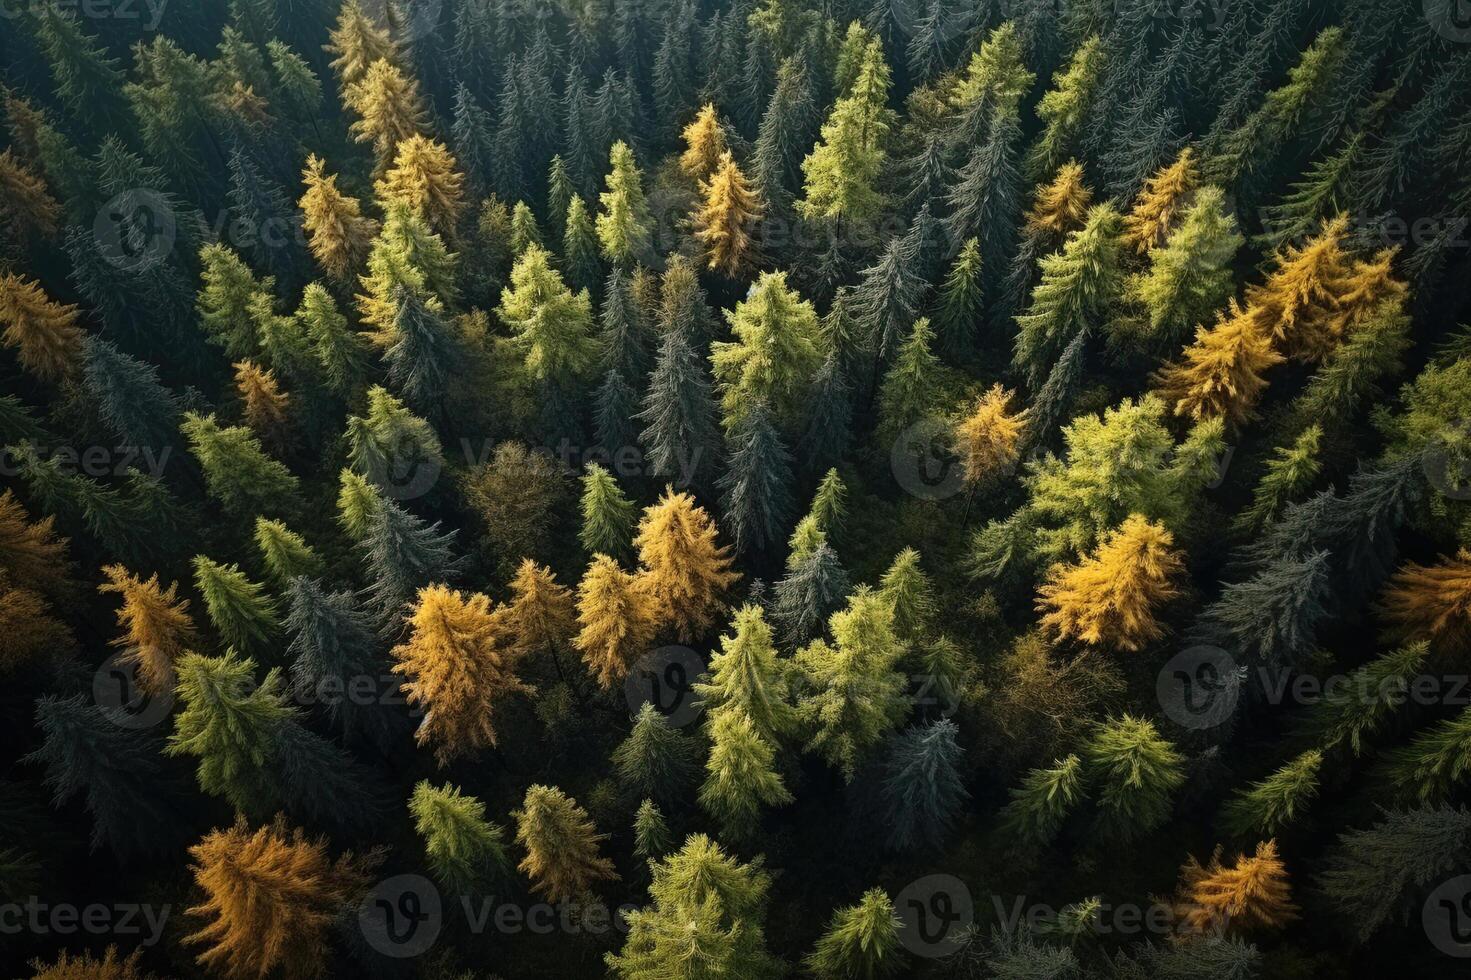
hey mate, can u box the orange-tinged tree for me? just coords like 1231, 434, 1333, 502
374, 134, 466, 239
27, 946, 156, 980
233, 360, 291, 443
679, 103, 728, 182
185, 815, 372, 980
955, 384, 1027, 486
694, 150, 763, 278
0, 147, 60, 247
0, 271, 83, 383
513, 784, 618, 902
1326, 247, 1407, 339
0, 568, 75, 671
0, 489, 71, 599
1036, 514, 1184, 652
391, 584, 531, 765
1025, 160, 1093, 238
98, 564, 198, 694
1378, 549, 1471, 645
1154, 300, 1284, 426
299, 154, 379, 283
1244, 213, 1352, 362
634, 488, 741, 642
575, 554, 659, 688
502, 558, 579, 684
1122, 147, 1199, 253
1176, 839, 1298, 935
344, 58, 428, 170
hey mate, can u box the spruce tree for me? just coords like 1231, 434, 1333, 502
410, 780, 510, 895
699, 707, 793, 840
596, 141, 655, 267
192, 556, 278, 653
1001, 754, 1086, 847
1222, 750, 1323, 838
361, 498, 463, 624
693, 604, 797, 744
877, 719, 968, 853
253, 518, 323, 587
514, 784, 618, 902
875, 317, 943, 447
297, 283, 370, 394
1084, 715, 1185, 838
181, 412, 299, 517
82, 337, 180, 451
613, 701, 702, 807
0, 272, 83, 385
805, 887, 908, 980
718, 405, 796, 555
638, 320, 719, 490
579, 464, 637, 559
773, 542, 851, 651
633, 798, 673, 862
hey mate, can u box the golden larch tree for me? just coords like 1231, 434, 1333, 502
391, 584, 532, 765
0, 272, 83, 384
233, 360, 291, 444
0, 147, 60, 246
185, 816, 372, 980
1326, 247, 1407, 338
344, 58, 428, 170
575, 553, 659, 688
694, 150, 763, 278
300, 154, 380, 283
0, 568, 75, 671
1378, 549, 1471, 645
1026, 160, 1094, 238
634, 488, 741, 642
1244, 213, 1352, 362
513, 784, 618, 902
99, 564, 198, 694
324, 0, 397, 88
1154, 300, 1285, 426
374, 134, 466, 240
1036, 514, 1185, 652
502, 558, 578, 667
0, 489, 72, 599
955, 384, 1027, 486
1122, 146, 1199, 253
678, 103, 728, 182
1176, 839, 1298, 935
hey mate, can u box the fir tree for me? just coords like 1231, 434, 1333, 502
1222, 750, 1323, 839
82, 337, 180, 451
227, 145, 301, 280
933, 237, 984, 358
718, 405, 796, 555
498, 244, 599, 387
410, 780, 510, 895
613, 701, 702, 807
253, 518, 323, 587
181, 412, 299, 517
1084, 715, 1185, 838
800, 352, 854, 474
638, 321, 719, 490
375, 135, 467, 241
192, 556, 278, 653
694, 151, 764, 278
699, 707, 793, 839
877, 719, 968, 853
1192, 550, 1332, 670
1002, 754, 1086, 848
297, 283, 370, 394
943, 110, 1023, 296
596, 141, 655, 267
956, 384, 1027, 487
1121, 146, 1200, 254
773, 542, 851, 650
878, 547, 936, 645
712, 270, 824, 429
1233, 426, 1322, 536
361, 498, 463, 624
679, 103, 728, 182
805, 887, 908, 980
345, 57, 428, 169
579, 464, 637, 559
875, 316, 943, 447
514, 784, 618, 902
633, 798, 673, 862
97, 564, 195, 696
563, 194, 603, 294
693, 604, 797, 744
1027, 35, 1104, 179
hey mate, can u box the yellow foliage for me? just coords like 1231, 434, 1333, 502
575, 553, 659, 688
1379, 549, 1471, 645
0, 272, 83, 384
374, 135, 466, 239
503, 558, 578, 659
513, 784, 618, 902
1244, 213, 1352, 362
0, 147, 60, 245
634, 488, 740, 642
1176, 839, 1298, 935
325, 0, 397, 87
300, 155, 380, 283
0, 489, 71, 598
693, 150, 763, 278
678, 103, 727, 182
99, 564, 198, 694
1154, 300, 1284, 426
0, 568, 75, 671
1026, 160, 1093, 238
233, 360, 291, 441
1122, 147, 1199, 253
955, 384, 1027, 485
345, 58, 428, 169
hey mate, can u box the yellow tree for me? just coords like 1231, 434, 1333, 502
391, 584, 531, 765
345, 58, 428, 170
694, 150, 763, 278
1378, 550, 1471, 645
1025, 160, 1093, 238
0, 490, 71, 600
299, 155, 379, 283
1154, 300, 1284, 426
1176, 839, 1298, 935
0, 147, 60, 247
185, 816, 371, 980
0, 272, 83, 384
513, 784, 618, 902
679, 103, 728, 182
374, 134, 466, 240
1036, 514, 1184, 652
233, 360, 291, 446
324, 0, 397, 88
575, 554, 659, 688
502, 558, 579, 686
955, 384, 1027, 486
0, 568, 75, 671
1327, 247, 1407, 338
634, 489, 741, 642
1121, 147, 1199, 253
1244, 213, 1352, 362
98, 565, 198, 694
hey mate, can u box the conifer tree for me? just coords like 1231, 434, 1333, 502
718, 405, 796, 555
956, 384, 1026, 487
943, 110, 1023, 293
1121, 147, 1200, 254
357, 199, 459, 337
336, 468, 383, 540
1222, 751, 1322, 839
695, 151, 764, 278
98, 565, 198, 695
0, 272, 83, 385
878, 547, 936, 645
1243, 214, 1352, 363
1378, 550, 1471, 645
345, 57, 428, 169
699, 707, 793, 839
227, 146, 301, 280
1027, 35, 1104, 178
375, 135, 466, 241
1036, 514, 1184, 653
1192, 550, 1332, 671
693, 604, 797, 744
192, 556, 278, 653
82, 337, 180, 455
0, 490, 71, 601
1176, 840, 1298, 934
877, 719, 968, 853
196, 244, 272, 359
801, 352, 854, 474
1084, 715, 1185, 838
514, 784, 618, 902
773, 542, 851, 650
253, 518, 322, 587
325, 0, 397, 88
344, 384, 445, 496
795, 586, 908, 779
633, 798, 673, 862
0, 149, 60, 250
809, 465, 847, 539
28, 695, 182, 861
579, 464, 637, 559
361, 499, 463, 623
752, 57, 815, 231
608, 834, 781, 979
1002, 754, 1086, 847
679, 103, 728, 182
1233, 426, 1322, 536
297, 282, 369, 394
1122, 185, 1242, 351
799, 30, 892, 229
233, 360, 291, 446
28, 6, 124, 127
933, 237, 984, 358
575, 554, 658, 690
498, 244, 599, 388
613, 701, 702, 807
597, 141, 655, 266
1013, 203, 1123, 387
875, 316, 942, 446
712, 271, 824, 429
638, 326, 719, 489
510, 200, 543, 254
1289, 295, 1409, 434
848, 213, 933, 367
410, 780, 510, 895
392, 584, 529, 765
181, 412, 299, 517
184, 816, 370, 980
805, 887, 908, 980
1154, 302, 1285, 427
502, 559, 579, 678
634, 488, 740, 642
563, 194, 603, 294
451, 82, 497, 196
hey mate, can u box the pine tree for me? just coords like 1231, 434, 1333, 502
410, 780, 510, 895
361, 498, 463, 623
1222, 750, 1322, 838
800, 351, 854, 474
877, 719, 968, 853
375, 135, 466, 241
773, 542, 851, 650
613, 701, 702, 807
574, 554, 656, 691
297, 283, 369, 394
1191, 551, 1332, 671
597, 141, 655, 266
943, 110, 1023, 295
752, 57, 815, 232
1084, 715, 1185, 838
956, 384, 1027, 487
98, 565, 197, 695
638, 325, 719, 490
344, 384, 445, 497
693, 604, 797, 744
357, 200, 459, 337
345, 57, 428, 169
0, 272, 83, 384
502, 559, 579, 680
878, 547, 936, 645
283, 576, 398, 751
608, 834, 781, 979
795, 586, 908, 780
192, 556, 278, 653
392, 584, 529, 765
1154, 302, 1285, 427
712, 271, 824, 429
849, 213, 933, 367
1290, 298, 1410, 436
27, 694, 182, 860
28, 6, 124, 127
1379, 550, 1471, 645
1121, 147, 1200, 254
196, 244, 268, 359
1122, 185, 1242, 351
805, 887, 908, 980
695, 151, 763, 278
325, 0, 398, 88
1002, 754, 1086, 847
1233, 426, 1322, 536
875, 316, 942, 446
1013, 203, 1123, 388
514, 784, 618, 902
699, 707, 793, 839
1244, 214, 1353, 363
633, 798, 673, 861
82, 337, 180, 454
798, 30, 892, 229
184, 816, 371, 980
181, 412, 299, 516
718, 406, 796, 555
1176, 840, 1298, 934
